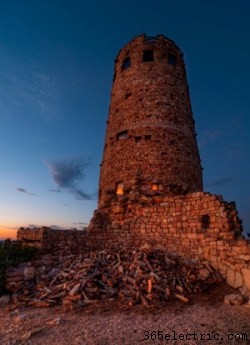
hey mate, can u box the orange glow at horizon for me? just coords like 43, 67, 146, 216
0, 227, 17, 240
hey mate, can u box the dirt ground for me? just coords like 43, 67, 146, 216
0, 283, 250, 345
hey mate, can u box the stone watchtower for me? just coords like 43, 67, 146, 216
98, 34, 203, 208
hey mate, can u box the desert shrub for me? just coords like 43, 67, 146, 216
0, 239, 38, 295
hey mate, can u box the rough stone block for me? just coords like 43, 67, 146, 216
24, 267, 35, 280
224, 293, 244, 305
242, 268, 250, 290
226, 268, 235, 287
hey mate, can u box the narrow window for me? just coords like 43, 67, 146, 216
143, 50, 154, 62
99, 189, 102, 198
145, 135, 152, 141
116, 182, 124, 195
168, 54, 176, 66
152, 184, 159, 191
125, 92, 132, 99
121, 57, 131, 71
116, 130, 128, 141
135, 136, 141, 142
201, 214, 210, 229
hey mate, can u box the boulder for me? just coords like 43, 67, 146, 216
24, 267, 35, 280
226, 268, 235, 287
242, 268, 250, 290
234, 271, 244, 289
224, 293, 244, 305
0, 294, 11, 305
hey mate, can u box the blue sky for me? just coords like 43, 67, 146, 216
0, 0, 249, 239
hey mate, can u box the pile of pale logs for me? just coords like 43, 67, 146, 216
14, 247, 222, 307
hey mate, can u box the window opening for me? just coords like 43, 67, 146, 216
116, 130, 128, 141
168, 54, 176, 66
151, 184, 159, 191
116, 182, 124, 195
145, 135, 152, 141
143, 50, 154, 62
135, 136, 142, 142
201, 214, 210, 229
121, 57, 131, 71
125, 92, 132, 99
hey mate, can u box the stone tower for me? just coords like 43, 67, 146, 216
15, 35, 249, 298
98, 34, 203, 208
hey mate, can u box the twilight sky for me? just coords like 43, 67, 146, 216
0, 0, 249, 239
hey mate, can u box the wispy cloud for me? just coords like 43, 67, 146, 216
15, 187, 37, 196
72, 222, 88, 226
49, 225, 67, 230
198, 130, 222, 147
72, 188, 92, 200
19, 70, 59, 122
0, 50, 60, 123
0, 225, 18, 230
202, 130, 221, 139
206, 177, 234, 187
45, 158, 92, 200
72, 222, 88, 230
227, 145, 244, 156
49, 189, 62, 193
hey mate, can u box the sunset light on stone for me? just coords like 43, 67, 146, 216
0, 1, 250, 343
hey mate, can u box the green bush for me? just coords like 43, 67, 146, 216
0, 239, 38, 295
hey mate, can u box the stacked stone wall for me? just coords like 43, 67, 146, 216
7, 229, 90, 294
13, 192, 250, 294
17, 227, 90, 256
99, 34, 203, 208
88, 192, 250, 292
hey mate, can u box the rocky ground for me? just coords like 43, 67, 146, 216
0, 283, 250, 345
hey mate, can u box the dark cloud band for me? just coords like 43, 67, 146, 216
45, 158, 91, 200
16, 187, 36, 196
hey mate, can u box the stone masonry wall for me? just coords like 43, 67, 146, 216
17, 227, 90, 256
6, 228, 90, 294
88, 192, 250, 293
13, 192, 250, 295
99, 34, 203, 208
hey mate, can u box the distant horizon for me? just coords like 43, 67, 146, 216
0, 223, 89, 241
0, 216, 249, 241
